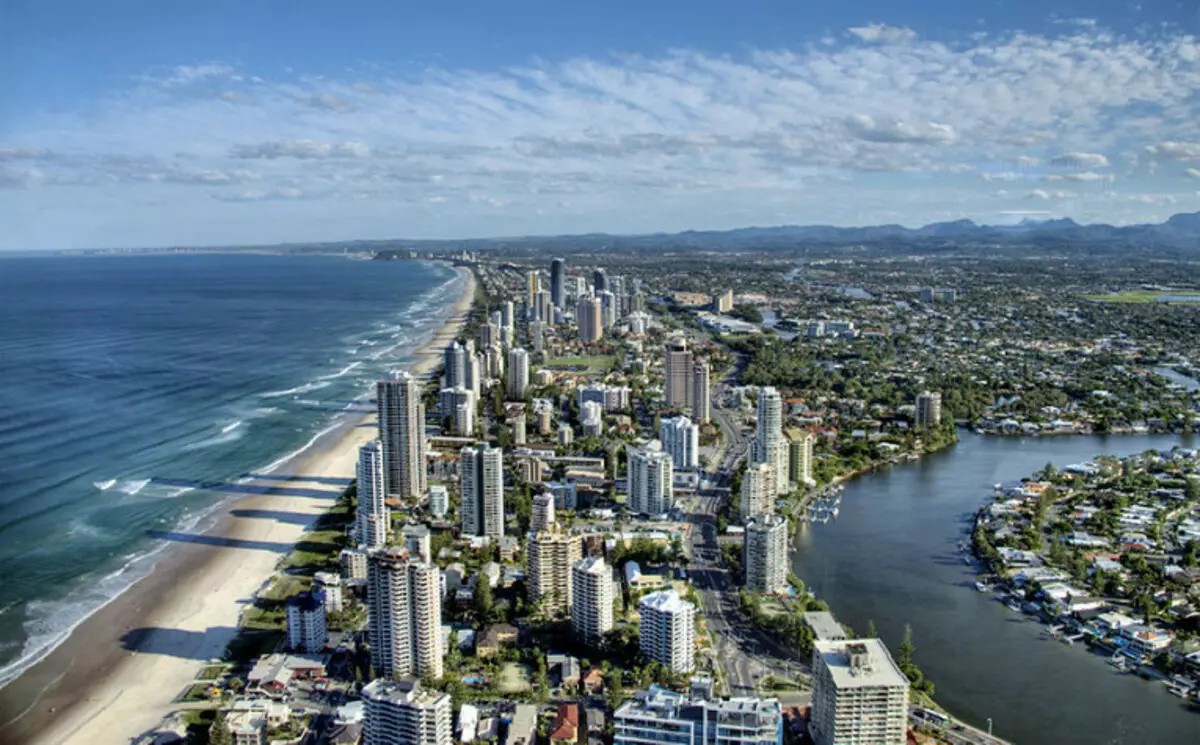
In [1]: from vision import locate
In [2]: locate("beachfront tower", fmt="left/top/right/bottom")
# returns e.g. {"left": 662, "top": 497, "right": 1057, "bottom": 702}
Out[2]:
{"left": 506, "top": 347, "right": 529, "bottom": 399}
{"left": 744, "top": 513, "right": 788, "bottom": 594}
{"left": 664, "top": 340, "right": 694, "bottom": 409}
{"left": 362, "top": 677, "right": 453, "bottom": 745}
{"left": 460, "top": 444, "right": 504, "bottom": 540}
{"left": 811, "top": 639, "right": 909, "bottom": 745}
{"left": 377, "top": 371, "right": 427, "bottom": 500}
{"left": 443, "top": 341, "right": 465, "bottom": 390}
{"left": 551, "top": 257, "right": 566, "bottom": 309}
{"left": 286, "top": 590, "right": 328, "bottom": 653}
{"left": 366, "top": 547, "right": 443, "bottom": 681}
{"left": 572, "top": 556, "right": 614, "bottom": 647}
{"left": 627, "top": 441, "right": 674, "bottom": 516}
{"left": 638, "top": 590, "right": 696, "bottom": 673}
{"left": 356, "top": 440, "right": 388, "bottom": 549}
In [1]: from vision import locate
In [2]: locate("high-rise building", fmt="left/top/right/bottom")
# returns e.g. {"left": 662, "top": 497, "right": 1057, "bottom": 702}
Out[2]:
{"left": 638, "top": 590, "right": 696, "bottom": 673}
{"left": 402, "top": 523, "right": 432, "bottom": 564}
{"left": 660, "top": 416, "right": 699, "bottom": 470}
{"left": 692, "top": 361, "right": 711, "bottom": 424}
{"left": 357, "top": 440, "right": 388, "bottom": 548}
{"left": 500, "top": 300, "right": 514, "bottom": 332}
{"left": 463, "top": 342, "right": 481, "bottom": 400}
{"left": 367, "top": 548, "right": 443, "bottom": 680}
{"left": 531, "top": 493, "right": 555, "bottom": 532}
{"left": 530, "top": 319, "right": 544, "bottom": 355}
{"left": 506, "top": 348, "right": 529, "bottom": 399}
{"left": 578, "top": 383, "right": 630, "bottom": 412}
{"left": 314, "top": 571, "right": 343, "bottom": 612}
{"left": 572, "top": 556, "right": 613, "bottom": 646}
{"left": 711, "top": 290, "right": 735, "bottom": 314}
{"left": 509, "top": 413, "right": 526, "bottom": 445}
{"left": 443, "top": 341, "right": 465, "bottom": 389}
{"left": 664, "top": 341, "right": 694, "bottom": 409}
{"left": 439, "top": 386, "right": 475, "bottom": 436}
{"left": 577, "top": 296, "right": 603, "bottom": 343}
{"left": 744, "top": 514, "right": 788, "bottom": 594}
{"left": 533, "top": 290, "right": 554, "bottom": 324}
{"left": 752, "top": 386, "right": 788, "bottom": 493}
{"left": 581, "top": 401, "right": 603, "bottom": 437}
{"left": 286, "top": 590, "right": 327, "bottom": 653}
{"left": 593, "top": 268, "right": 608, "bottom": 294}
{"left": 627, "top": 441, "right": 674, "bottom": 516}
{"left": 527, "top": 530, "right": 582, "bottom": 616}
{"left": 551, "top": 258, "right": 566, "bottom": 309}
{"left": 628, "top": 311, "right": 649, "bottom": 336}
{"left": 378, "top": 372, "right": 426, "bottom": 499}
{"left": 598, "top": 290, "right": 617, "bottom": 329}
{"left": 740, "top": 462, "right": 776, "bottom": 519}
{"left": 613, "top": 687, "right": 782, "bottom": 745}
{"left": 480, "top": 321, "right": 497, "bottom": 350}
{"left": 810, "top": 639, "right": 909, "bottom": 745}
{"left": 427, "top": 485, "right": 449, "bottom": 519}
{"left": 557, "top": 422, "right": 574, "bottom": 447}
{"left": 547, "top": 480, "right": 577, "bottom": 510}
{"left": 485, "top": 345, "right": 504, "bottom": 379}
{"left": 916, "top": 391, "right": 942, "bottom": 428}
{"left": 526, "top": 270, "right": 540, "bottom": 308}
{"left": 460, "top": 445, "right": 504, "bottom": 540}
{"left": 362, "top": 677, "right": 453, "bottom": 745}
{"left": 786, "top": 429, "right": 816, "bottom": 486}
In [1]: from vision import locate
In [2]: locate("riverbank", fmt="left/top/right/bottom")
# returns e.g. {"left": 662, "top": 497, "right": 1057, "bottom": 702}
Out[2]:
{"left": 0, "top": 266, "right": 476, "bottom": 745}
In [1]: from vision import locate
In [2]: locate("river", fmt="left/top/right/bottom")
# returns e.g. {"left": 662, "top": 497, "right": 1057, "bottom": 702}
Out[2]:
{"left": 790, "top": 431, "right": 1200, "bottom": 745}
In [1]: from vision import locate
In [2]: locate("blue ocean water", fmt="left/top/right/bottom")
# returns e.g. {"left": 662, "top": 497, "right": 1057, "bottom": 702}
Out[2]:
{"left": 0, "top": 252, "right": 458, "bottom": 686}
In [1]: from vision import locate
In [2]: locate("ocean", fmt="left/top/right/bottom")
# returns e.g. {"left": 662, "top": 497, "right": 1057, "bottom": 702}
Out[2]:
{"left": 0, "top": 252, "right": 458, "bottom": 687}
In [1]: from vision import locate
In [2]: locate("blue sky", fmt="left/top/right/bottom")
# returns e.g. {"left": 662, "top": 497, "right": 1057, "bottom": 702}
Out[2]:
{"left": 4, "top": 1, "right": 1200, "bottom": 249}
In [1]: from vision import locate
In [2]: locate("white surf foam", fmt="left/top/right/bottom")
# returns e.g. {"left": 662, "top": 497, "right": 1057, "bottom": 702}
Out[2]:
{"left": 258, "top": 380, "right": 332, "bottom": 399}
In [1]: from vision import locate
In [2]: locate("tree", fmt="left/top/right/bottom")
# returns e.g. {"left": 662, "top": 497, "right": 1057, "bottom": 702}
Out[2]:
{"left": 604, "top": 667, "right": 626, "bottom": 711}
{"left": 897, "top": 624, "right": 915, "bottom": 670}
{"left": 866, "top": 619, "right": 878, "bottom": 639}
{"left": 209, "top": 712, "right": 233, "bottom": 745}
{"left": 473, "top": 578, "right": 494, "bottom": 621}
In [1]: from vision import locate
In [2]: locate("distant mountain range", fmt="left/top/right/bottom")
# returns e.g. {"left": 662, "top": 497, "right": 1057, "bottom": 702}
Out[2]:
{"left": 365, "top": 211, "right": 1200, "bottom": 257}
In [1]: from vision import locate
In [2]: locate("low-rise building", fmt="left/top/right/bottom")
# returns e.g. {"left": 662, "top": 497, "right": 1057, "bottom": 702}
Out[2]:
{"left": 613, "top": 686, "right": 782, "bottom": 745}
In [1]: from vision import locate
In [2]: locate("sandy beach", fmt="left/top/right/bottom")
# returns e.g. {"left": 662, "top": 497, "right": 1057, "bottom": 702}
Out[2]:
{"left": 0, "top": 264, "right": 475, "bottom": 745}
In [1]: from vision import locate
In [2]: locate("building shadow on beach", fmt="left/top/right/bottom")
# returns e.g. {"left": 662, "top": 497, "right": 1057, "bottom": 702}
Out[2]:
{"left": 229, "top": 508, "right": 321, "bottom": 526}
{"left": 120, "top": 626, "right": 239, "bottom": 659}
{"left": 147, "top": 529, "right": 340, "bottom": 557}
{"left": 241, "top": 473, "right": 351, "bottom": 486}
{"left": 151, "top": 477, "right": 344, "bottom": 499}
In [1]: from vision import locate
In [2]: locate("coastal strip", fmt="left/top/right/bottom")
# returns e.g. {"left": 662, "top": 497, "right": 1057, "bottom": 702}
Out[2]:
{"left": 0, "top": 265, "right": 476, "bottom": 745}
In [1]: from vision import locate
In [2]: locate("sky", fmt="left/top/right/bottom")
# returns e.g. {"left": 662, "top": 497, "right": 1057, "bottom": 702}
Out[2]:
{"left": 4, "top": 1, "right": 1200, "bottom": 250}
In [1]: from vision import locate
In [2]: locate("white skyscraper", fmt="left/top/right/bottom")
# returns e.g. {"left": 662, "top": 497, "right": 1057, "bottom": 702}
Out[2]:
{"left": 692, "top": 360, "right": 711, "bottom": 424}
{"left": 627, "top": 441, "right": 674, "bottom": 516}
{"left": 367, "top": 548, "right": 443, "bottom": 680}
{"left": 663, "top": 340, "right": 694, "bottom": 409}
{"left": 286, "top": 590, "right": 328, "bottom": 653}
{"left": 443, "top": 341, "right": 465, "bottom": 389}
{"left": 357, "top": 441, "right": 389, "bottom": 549}
{"left": 527, "top": 530, "right": 581, "bottom": 616}
{"left": 378, "top": 372, "right": 426, "bottom": 499}
{"left": 811, "top": 639, "right": 910, "bottom": 745}
{"left": 744, "top": 514, "right": 788, "bottom": 594}
{"left": 500, "top": 300, "right": 514, "bottom": 332}
{"left": 362, "top": 678, "right": 453, "bottom": 745}
{"left": 572, "top": 556, "right": 614, "bottom": 646}
{"left": 740, "top": 462, "right": 777, "bottom": 519}
{"left": 638, "top": 590, "right": 696, "bottom": 673}
{"left": 427, "top": 485, "right": 449, "bottom": 519}
{"left": 753, "top": 386, "right": 788, "bottom": 493}
{"left": 506, "top": 347, "right": 529, "bottom": 399}
{"left": 581, "top": 400, "right": 603, "bottom": 437}
{"left": 787, "top": 429, "right": 816, "bottom": 486}
{"left": 660, "top": 416, "right": 700, "bottom": 470}
{"left": 916, "top": 391, "right": 943, "bottom": 428}
{"left": 439, "top": 386, "right": 475, "bottom": 436}
{"left": 460, "top": 444, "right": 504, "bottom": 540}
{"left": 531, "top": 493, "right": 555, "bottom": 532}
{"left": 463, "top": 340, "right": 481, "bottom": 400}
{"left": 401, "top": 523, "right": 432, "bottom": 564}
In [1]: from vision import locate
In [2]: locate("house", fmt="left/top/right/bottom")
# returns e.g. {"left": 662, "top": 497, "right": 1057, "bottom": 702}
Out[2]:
{"left": 499, "top": 536, "right": 520, "bottom": 563}
{"left": 246, "top": 654, "right": 326, "bottom": 693}
{"left": 585, "top": 706, "right": 606, "bottom": 736}
{"left": 476, "top": 623, "right": 519, "bottom": 658}
{"left": 504, "top": 704, "right": 538, "bottom": 745}
{"left": 548, "top": 653, "right": 581, "bottom": 686}
{"left": 581, "top": 667, "right": 604, "bottom": 693}
{"left": 1120, "top": 625, "right": 1174, "bottom": 657}
{"left": 548, "top": 704, "right": 582, "bottom": 745}
{"left": 225, "top": 710, "right": 267, "bottom": 745}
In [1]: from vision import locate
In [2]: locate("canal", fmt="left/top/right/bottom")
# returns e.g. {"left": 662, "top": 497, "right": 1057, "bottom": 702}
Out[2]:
{"left": 790, "top": 431, "right": 1200, "bottom": 745}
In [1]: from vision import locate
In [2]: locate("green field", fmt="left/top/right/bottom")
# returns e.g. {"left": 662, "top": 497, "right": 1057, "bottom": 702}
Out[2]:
{"left": 1082, "top": 290, "right": 1200, "bottom": 303}
{"left": 498, "top": 662, "right": 533, "bottom": 692}
{"left": 543, "top": 355, "right": 615, "bottom": 370}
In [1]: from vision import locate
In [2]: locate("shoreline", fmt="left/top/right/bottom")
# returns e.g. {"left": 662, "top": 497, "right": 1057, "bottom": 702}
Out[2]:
{"left": 0, "top": 265, "right": 476, "bottom": 745}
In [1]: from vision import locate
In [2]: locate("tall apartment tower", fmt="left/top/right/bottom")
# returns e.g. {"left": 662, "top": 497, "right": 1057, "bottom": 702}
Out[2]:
{"left": 550, "top": 257, "right": 566, "bottom": 310}
{"left": 378, "top": 371, "right": 426, "bottom": 499}
{"left": 692, "top": 360, "right": 711, "bottom": 424}
{"left": 744, "top": 514, "right": 788, "bottom": 594}
{"left": 356, "top": 440, "right": 388, "bottom": 548}
{"left": 460, "top": 444, "right": 504, "bottom": 540}
{"left": 576, "top": 296, "right": 603, "bottom": 343}
{"left": 753, "top": 386, "right": 788, "bottom": 493}
{"left": 527, "top": 530, "right": 582, "bottom": 616}
{"left": 811, "top": 639, "right": 910, "bottom": 745}
{"left": 366, "top": 548, "right": 443, "bottom": 680}
{"left": 627, "top": 442, "right": 674, "bottom": 516}
{"left": 506, "top": 348, "right": 529, "bottom": 399}
{"left": 638, "top": 590, "right": 696, "bottom": 673}
{"left": 787, "top": 429, "right": 816, "bottom": 486}
{"left": 362, "top": 678, "right": 453, "bottom": 745}
{"left": 286, "top": 590, "right": 328, "bottom": 653}
{"left": 401, "top": 523, "right": 432, "bottom": 564}
{"left": 593, "top": 268, "right": 608, "bottom": 294}
{"left": 531, "top": 493, "right": 556, "bottom": 532}
{"left": 463, "top": 340, "right": 481, "bottom": 400}
{"left": 571, "top": 556, "right": 614, "bottom": 646}
{"left": 500, "top": 300, "right": 514, "bottom": 332}
{"left": 660, "top": 415, "right": 699, "bottom": 470}
{"left": 526, "top": 270, "right": 540, "bottom": 308}
{"left": 663, "top": 341, "right": 694, "bottom": 409}
{"left": 443, "top": 341, "right": 465, "bottom": 389}
{"left": 740, "top": 462, "right": 777, "bottom": 519}
{"left": 916, "top": 391, "right": 943, "bottom": 428}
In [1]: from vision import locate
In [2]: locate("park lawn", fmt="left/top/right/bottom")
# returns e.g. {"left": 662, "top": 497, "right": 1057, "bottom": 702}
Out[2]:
{"left": 758, "top": 597, "right": 790, "bottom": 619}
{"left": 497, "top": 662, "right": 533, "bottom": 693}
{"left": 543, "top": 355, "right": 615, "bottom": 371}
{"left": 195, "top": 664, "right": 229, "bottom": 680}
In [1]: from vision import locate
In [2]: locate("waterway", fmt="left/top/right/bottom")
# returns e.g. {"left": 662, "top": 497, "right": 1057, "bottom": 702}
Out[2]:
{"left": 790, "top": 431, "right": 1200, "bottom": 745}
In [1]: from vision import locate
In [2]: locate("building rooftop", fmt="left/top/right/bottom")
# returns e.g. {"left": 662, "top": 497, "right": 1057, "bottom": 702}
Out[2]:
{"left": 802, "top": 611, "right": 847, "bottom": 641}
{"left": 361, "top": 677, "right": 449, "bottom": 708}
{"left": 814, "top": 638, "right": 909, "bottom": 689}
{"left": 640, "top": 589, "right": 692, "bottom": 614}
{"left": 286, "top": 590, "right": 325, "bottom": 613}
{"left": 575, "top": 555, "right": 608, "bottom": 575}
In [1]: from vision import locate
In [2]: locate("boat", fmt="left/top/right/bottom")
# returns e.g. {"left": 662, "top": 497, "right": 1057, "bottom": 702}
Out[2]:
{"left": 974, "top": 581, "right": 990, "bottom": 592}
{"left": 1005, "top": 600, "right": 1022, "bottom": 612}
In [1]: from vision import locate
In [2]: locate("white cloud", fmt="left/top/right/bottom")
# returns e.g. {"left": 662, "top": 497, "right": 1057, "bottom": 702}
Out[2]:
{"left": 847, "top": 24, "right": 918, "bottom": 45}
{"left": 1026, "top": 189, "right": 1077, "bottom": 200}
{"left": 1050, "top": 153, "right": 1111, "bottom": 169}
{"left": 1045, "top": 171, "right": 1115, "bottom": 182}
{"left": 1185, "top": 168, "right": 1200, "bottom": 179}
{"left": 1146, "top": 141, "right": 1200, "bottom": 162}
{"left": 844, "top": 115, "right": 956, "bottom": 144}
{"left": 231, "top": 140, "right": 371, "bottom": 159}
